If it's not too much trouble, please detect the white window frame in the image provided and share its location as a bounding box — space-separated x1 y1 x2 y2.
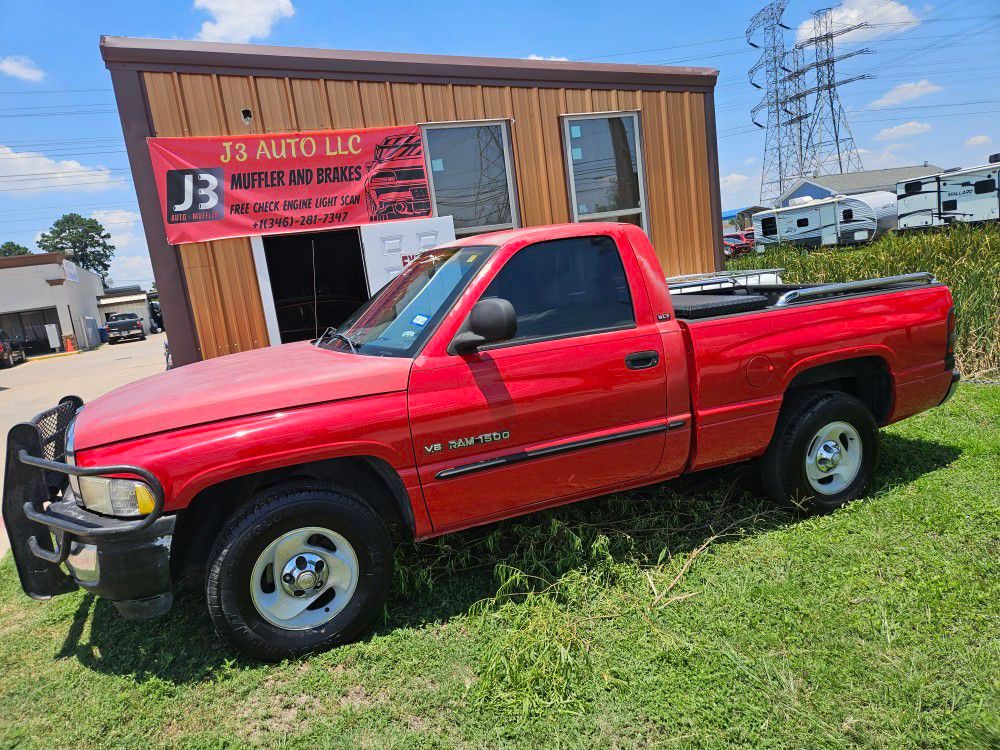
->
561 110 648 229
420 119 520 237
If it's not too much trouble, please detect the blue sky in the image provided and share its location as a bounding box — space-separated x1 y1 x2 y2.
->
1 0 997 287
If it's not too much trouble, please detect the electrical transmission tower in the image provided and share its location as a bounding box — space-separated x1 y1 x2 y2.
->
746 0 801 205
747 3 874 203
794 7 872 177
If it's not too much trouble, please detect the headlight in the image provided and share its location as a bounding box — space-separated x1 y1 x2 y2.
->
77 476 156 517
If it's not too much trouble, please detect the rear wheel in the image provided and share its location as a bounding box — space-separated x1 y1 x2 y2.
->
761 391 879 512
206 484 392 661
1 351 11 368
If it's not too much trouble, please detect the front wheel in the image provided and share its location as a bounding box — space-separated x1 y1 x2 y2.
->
206 484 393 661
760 391 879 512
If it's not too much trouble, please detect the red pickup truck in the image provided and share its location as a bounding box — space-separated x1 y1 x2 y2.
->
3 223 959 660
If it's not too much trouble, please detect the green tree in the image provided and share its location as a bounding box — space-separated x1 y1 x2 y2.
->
37 213 115 280
0 241 30 257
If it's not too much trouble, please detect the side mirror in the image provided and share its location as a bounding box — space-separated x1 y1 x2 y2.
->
451 298 517 354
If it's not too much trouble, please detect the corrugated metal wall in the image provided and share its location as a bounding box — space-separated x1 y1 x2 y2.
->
141 72 716 360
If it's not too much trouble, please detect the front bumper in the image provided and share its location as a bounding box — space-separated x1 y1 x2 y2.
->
2 397 174 619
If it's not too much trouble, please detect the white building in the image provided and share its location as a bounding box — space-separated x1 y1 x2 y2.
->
0 253 104 352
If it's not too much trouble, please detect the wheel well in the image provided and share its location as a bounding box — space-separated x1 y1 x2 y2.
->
170 456 414 584
783 356 893 425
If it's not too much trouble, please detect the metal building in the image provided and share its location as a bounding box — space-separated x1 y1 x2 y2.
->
102 37 723 366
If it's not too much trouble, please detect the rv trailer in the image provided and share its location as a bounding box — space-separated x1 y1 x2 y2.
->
897 156 1000 229
752 190 897 250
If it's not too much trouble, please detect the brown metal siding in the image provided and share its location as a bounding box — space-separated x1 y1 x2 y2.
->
140 72 717 359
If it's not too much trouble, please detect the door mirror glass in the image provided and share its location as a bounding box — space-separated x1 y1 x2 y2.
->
451 298 517 353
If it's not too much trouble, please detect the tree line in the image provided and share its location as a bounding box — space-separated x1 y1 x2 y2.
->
1 212 115 283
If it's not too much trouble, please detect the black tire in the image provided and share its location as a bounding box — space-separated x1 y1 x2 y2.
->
140 334 147 341
760 391 879 513
206 484 392 661
0 352 11 368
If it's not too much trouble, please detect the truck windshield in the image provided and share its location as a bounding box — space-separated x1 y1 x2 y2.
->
319 245 495 357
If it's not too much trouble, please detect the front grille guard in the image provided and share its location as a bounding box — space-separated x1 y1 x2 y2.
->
3 396 165 594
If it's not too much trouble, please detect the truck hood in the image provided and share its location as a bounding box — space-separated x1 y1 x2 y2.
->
72 341 412 450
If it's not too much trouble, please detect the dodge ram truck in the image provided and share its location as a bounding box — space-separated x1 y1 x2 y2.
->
3 223 959 660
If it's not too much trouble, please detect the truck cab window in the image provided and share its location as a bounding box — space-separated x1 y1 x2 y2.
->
481 235 634 344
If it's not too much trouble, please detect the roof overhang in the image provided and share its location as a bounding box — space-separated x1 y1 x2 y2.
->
100 36 719 92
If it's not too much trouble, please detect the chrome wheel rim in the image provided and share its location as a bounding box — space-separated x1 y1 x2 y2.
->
250 526 359 630
804 421 862 495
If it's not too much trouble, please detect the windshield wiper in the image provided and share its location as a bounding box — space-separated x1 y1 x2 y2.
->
317 327 359 354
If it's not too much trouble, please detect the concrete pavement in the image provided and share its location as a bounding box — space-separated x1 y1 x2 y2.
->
0 334 169 559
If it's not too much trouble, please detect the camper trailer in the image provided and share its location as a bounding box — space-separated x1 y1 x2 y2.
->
752 190 897 250
897 156 1000 229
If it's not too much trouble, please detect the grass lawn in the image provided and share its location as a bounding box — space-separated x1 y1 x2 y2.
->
1 385 997 749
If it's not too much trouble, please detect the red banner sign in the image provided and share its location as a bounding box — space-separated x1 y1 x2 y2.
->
147 125 432 245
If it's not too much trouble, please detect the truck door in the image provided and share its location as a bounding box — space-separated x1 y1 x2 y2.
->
408 233 668 531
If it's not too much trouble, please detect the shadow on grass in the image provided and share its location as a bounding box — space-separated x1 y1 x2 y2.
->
61 432 959 683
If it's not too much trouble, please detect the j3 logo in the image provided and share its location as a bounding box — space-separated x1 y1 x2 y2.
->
166 168 224 223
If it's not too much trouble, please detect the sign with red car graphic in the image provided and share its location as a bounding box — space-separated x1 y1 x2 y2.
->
147 125 432 244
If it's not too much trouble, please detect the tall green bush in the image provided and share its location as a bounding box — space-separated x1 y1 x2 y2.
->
729 224 1000 378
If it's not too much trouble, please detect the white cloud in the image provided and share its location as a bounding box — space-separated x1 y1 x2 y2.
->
93 209 155 286
743 156 757 166
720 173 750 191
866 142 915 168
194 0 295 43
525 54 570 61
964 134 993 148
720 172 761 208
0 55 45 82
0 145 123 195
797 0 918 44
873 121 931 141
869 79 943 109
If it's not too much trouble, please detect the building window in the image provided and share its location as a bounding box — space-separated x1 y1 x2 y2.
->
422 121 518 237
482 235 634 345
562 112 647 228
796 217 809 227
842 209 854 222
761 216 777 236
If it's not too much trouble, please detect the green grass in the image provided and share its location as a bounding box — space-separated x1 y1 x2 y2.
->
728 223 1000 379
1 385 998 748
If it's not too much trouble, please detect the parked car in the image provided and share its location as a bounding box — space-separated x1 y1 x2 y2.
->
4 223 958 661
0 329 26 367
722 229 755 257
105 312 146 344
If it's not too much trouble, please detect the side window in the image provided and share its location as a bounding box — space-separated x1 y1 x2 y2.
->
842 209 854 222
974 178 996 195
481 235 634 344
796 217 809 228
761 216 777 236
904 181 922 195
942 199 958 212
